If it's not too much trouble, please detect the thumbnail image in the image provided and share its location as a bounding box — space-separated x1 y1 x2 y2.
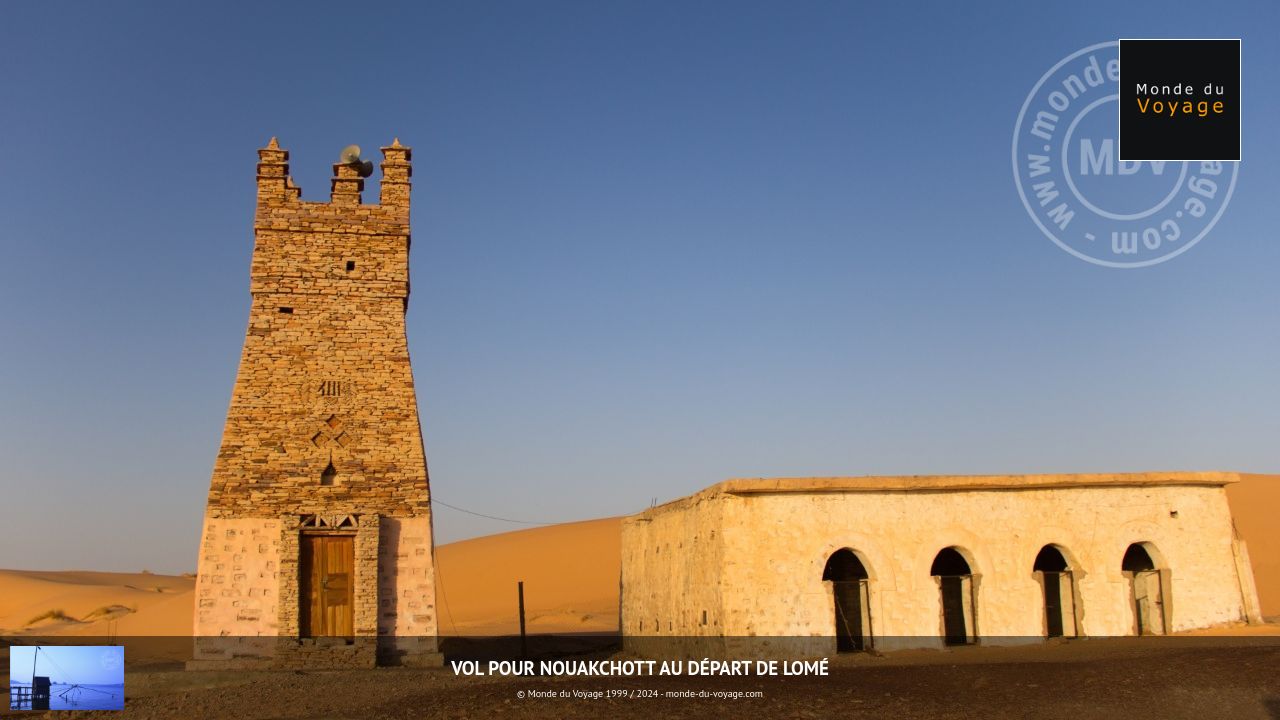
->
8 646 124 712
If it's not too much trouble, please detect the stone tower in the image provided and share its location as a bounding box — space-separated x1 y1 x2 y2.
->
189 139 440 668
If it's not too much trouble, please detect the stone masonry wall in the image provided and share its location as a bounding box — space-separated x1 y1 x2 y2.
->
378 517 440 663
621 496 736 658
191 517 281 662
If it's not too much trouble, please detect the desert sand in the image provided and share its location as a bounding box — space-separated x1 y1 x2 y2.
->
0 473 1274 639
433 517 621 635
1228 474 1280 617
0 570 194 637
0 517 621 639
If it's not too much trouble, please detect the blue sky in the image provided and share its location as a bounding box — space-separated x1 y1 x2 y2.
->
1 1 1277 573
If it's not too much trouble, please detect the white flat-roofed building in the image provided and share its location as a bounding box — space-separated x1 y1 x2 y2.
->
621 472 1264 656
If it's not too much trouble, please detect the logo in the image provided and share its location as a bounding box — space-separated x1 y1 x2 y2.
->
1012 42 1238 268
1118 39 1241 161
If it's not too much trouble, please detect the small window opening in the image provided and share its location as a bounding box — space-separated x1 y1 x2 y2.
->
346 261 356 272
701 610 707 626
278 307 293 314
320 462 337 486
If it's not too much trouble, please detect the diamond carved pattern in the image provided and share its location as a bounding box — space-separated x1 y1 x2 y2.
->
310 414 356 449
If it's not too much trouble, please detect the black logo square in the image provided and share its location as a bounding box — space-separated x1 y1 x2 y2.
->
1119 39 1240 161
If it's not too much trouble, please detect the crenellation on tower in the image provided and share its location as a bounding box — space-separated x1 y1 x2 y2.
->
329 161 366 206
379 138 412 208
191 138 439 670
255 137 291 202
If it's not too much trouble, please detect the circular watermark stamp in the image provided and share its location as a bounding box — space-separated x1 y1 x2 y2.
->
100 647 122 671
1012 41 1238 268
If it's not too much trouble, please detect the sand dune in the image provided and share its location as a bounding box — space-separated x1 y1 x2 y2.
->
0 517 622 639
434 517 621 635
0 569 195 636
0 475 1272 639
1228 474 1280 618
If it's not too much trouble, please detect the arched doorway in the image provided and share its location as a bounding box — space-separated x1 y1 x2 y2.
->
1122 543 1168 635
931 547 976 645
823 549 872 651
1033 545 1078 638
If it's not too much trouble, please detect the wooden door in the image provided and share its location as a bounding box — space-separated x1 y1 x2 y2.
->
940 576 969 645
301 535 354 637
1059 571 1078 637
857 579 874 650
959 575 976 644
832 580 864 651
1043 571 1064 637
1133 570 1164 636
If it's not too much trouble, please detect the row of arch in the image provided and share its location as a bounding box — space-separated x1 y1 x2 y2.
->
822 542 1168 651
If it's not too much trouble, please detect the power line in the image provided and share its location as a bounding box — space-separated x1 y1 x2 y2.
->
36 646 72 682
431 499 554 526
430 544 458 635
428 496 605 635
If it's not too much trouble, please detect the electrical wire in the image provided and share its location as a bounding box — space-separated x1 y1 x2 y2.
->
431 499 555 525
